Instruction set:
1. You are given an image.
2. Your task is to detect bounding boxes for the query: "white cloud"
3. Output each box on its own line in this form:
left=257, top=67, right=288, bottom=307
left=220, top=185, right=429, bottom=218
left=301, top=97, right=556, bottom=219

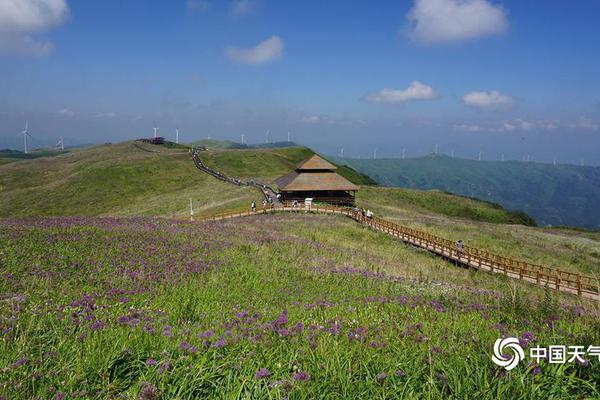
left=365, top=81, right=437, bottom=104
left=227, top=35, right=283, bottom=64
left=0, top=0, right=69, bottom=56
left=57, top=108, right=74, bottom=117
left=407, top=0, right=508, bottom=44
left=186, top=0, right=210, bottom=12
left=453, top=123, right=486, bottom=132
left=231, top=0, right=260, bottom=16
left=94, top=111, right=116, bottom=118
left=569, top=117, right=599, bottom=131
left=454, top=119, right=559, bottom=133
left=463, top=90, right=514, bottom=110
left=302, top=115, right=320, bottom=124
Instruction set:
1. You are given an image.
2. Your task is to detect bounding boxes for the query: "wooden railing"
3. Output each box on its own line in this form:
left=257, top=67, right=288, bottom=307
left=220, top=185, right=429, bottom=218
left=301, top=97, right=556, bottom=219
left=196, top=203, right=600, bottom=300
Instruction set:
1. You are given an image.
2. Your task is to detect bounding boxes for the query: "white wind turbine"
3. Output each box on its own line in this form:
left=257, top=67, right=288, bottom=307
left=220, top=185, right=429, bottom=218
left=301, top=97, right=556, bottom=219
left=175, top=128, right=180, bottom=144
left=21, top=121, right=31, bottom=154
left=56, top=136, right=64, bottom=151
left=153, top=122, right=159, bottom=138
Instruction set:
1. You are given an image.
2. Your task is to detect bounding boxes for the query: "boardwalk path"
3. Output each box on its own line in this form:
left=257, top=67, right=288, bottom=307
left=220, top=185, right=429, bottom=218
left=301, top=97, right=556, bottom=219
left=191, top=151, right=599, bottom=300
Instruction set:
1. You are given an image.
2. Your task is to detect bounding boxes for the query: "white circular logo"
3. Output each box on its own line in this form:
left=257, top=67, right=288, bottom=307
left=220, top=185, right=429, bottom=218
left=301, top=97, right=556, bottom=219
left=492, top=337, right=525, bottom=370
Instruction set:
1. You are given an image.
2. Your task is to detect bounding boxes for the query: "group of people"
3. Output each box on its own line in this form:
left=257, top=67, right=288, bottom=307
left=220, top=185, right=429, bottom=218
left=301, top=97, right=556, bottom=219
left=251, top=198, right=274, bottom=213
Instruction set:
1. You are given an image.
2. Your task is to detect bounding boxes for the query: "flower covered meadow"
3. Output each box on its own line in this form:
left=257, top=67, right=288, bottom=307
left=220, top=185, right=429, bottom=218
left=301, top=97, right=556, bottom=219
left=1, top=214, right=599, bottom=399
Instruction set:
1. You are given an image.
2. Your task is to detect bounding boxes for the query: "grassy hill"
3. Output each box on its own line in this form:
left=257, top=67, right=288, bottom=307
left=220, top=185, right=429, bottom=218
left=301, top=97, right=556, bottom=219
left=0, top=142, right=258, bottom=218
left=2, top=141, right=600, bottom=398
left=0, top=142, right=372, bottom=218
left=333, top=154, right=600, bottom=230
left=2, top=140, right=599, bottom=277
left=2, top=213, right=599, bottom=399
left=189, top=139, right=300, bottom=150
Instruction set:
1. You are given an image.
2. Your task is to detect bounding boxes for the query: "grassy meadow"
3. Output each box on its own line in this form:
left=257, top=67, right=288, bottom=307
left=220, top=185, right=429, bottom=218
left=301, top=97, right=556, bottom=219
left=358, top=187, right=600, bottom=276
left=2, top=214, right=599, bottom=399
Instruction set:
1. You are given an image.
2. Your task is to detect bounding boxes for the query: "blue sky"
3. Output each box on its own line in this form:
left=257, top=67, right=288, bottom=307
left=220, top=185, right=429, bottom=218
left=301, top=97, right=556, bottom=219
left=1, top=0, right=599, bottom=164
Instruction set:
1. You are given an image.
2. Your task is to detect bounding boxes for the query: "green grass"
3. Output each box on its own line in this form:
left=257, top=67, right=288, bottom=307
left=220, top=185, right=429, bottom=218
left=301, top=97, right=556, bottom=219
left=358, top=187, right=600, bottom=275
left=1, top=214, right=599, bottom=399
left=357, top=186, right=534, bottom=225
left=0, top=142, right=257, bottom=218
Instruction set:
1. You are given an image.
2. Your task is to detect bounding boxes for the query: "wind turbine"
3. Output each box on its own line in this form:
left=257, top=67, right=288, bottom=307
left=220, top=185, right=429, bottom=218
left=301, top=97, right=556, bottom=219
left=340, top=147, right=344, bottom=158
left=434, top=144, right=439, bottom=154
left=265, top=130, right=270, bottom=144
left=241, top=134, right=246, bottom=144
left=501, top=153, right=505, bottom=162
left=175, top=128, right=180, bottom=144
left=153, top=122, right=159, bottom=138
left=401, top=147, right=406, bottom=159
left=478, top=151, right=482, bottom=161
left=56, top=136, right=64, bottom=151
left=373, top=148, right=377, bottom=159
left=451, top=149, right=455, bottom=158
left=287, top=131, right=291, bottom=142
left=21, top=121, right=31, bottom=154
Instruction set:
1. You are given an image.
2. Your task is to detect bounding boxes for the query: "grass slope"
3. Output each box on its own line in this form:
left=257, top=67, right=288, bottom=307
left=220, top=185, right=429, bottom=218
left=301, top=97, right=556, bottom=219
left=334, top=154, right=600, bottom=230
left=1, top=214, right=598, bottom=399
left=0, top=142, right=256, bottom=218
left=3, top=141, right=599, bottom=275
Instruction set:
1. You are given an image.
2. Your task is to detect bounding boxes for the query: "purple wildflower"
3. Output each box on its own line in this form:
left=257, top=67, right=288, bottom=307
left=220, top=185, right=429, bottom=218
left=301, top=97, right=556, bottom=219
left=530, top=363, right=542, bottom=376
left=162, top=325, right=172, bottom=338
left=158, top=360, right=172, bottom=374
left=274, top=309, right=288, bottom=327
left=292, top=371, right=310, bottom=382
left=395, top=369, right=405, bottom=377
left=146, top=358, right=157, bottom=366
left=255, top=368, right=271, bottom=379
left=139, top=382, right=159, bottom=400
left=521, top=332, right=535, bottom=343
left=12, top=357, right=28, bottom=368
left=294, top=322, right=304, bottom=333
left=212, top=338, right=226, bottom=348
left=179, top=341, right=191, bottom=351
left=199, top=330, right=214, bottom=338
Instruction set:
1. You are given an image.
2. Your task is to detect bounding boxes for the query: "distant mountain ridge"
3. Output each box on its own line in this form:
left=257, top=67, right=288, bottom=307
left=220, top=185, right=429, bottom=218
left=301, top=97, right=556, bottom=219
left=333, top=154, right=600, bottom=229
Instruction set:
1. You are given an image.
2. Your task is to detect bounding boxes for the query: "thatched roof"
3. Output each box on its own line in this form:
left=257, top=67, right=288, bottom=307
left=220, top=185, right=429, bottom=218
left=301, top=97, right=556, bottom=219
left=275, top=154, right=359, bottom=191
left=296, top=154, right=337, bottom=170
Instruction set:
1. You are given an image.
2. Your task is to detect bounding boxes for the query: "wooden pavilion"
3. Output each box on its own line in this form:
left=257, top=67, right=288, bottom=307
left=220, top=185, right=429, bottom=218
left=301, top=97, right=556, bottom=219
left=275, top=154, right=359, bottom=206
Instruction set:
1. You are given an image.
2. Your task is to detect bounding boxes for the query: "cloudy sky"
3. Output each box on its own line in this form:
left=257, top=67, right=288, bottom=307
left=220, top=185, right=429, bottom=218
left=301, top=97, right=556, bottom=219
left=1, top=0, right=599, bottom=164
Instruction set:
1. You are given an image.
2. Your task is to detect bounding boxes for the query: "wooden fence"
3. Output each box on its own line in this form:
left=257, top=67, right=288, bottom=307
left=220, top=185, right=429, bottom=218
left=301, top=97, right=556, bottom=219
left=196, top=202, right=599, bottom=300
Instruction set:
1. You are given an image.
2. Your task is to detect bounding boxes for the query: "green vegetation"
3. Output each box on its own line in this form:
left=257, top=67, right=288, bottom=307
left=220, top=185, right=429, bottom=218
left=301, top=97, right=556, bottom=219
left=0, top=142, right=256, bottom=218
left=3, top=140, right=599, bottom=277
left=334, top=154, right=600, bottom=230
left=0, top=148, right=69, bottom=162
left=359, top=187, right=600, bottom=275
left=189, top=139, right=299, bottom=150
left=358, top=186, right=535, bottom=226
left=1, top=214, right=599, bottom=399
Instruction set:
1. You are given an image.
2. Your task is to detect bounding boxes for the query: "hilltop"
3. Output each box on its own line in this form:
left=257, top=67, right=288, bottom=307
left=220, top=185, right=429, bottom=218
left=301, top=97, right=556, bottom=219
left=333, top=154, right=600, bottom=230
left=0, top=141, right=373, bottom=218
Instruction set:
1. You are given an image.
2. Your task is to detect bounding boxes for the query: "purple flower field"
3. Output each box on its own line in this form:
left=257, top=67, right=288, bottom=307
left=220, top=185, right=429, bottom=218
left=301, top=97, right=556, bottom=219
left=1, top=214, right=599, bottom=399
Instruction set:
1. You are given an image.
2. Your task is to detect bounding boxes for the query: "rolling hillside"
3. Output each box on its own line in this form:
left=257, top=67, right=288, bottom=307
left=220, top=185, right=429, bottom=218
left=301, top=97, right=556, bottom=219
left=0, top=141, right=372, bottom=218
left=333, top=154, right=600, bottom=230
left=3, top=140, right=600, bottom=398
left=2, top=140, right=599, bottom=276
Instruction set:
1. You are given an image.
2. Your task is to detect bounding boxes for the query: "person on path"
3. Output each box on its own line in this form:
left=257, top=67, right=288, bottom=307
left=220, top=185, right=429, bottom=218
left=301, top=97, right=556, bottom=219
left=251, top=201, right=256, bottom=213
